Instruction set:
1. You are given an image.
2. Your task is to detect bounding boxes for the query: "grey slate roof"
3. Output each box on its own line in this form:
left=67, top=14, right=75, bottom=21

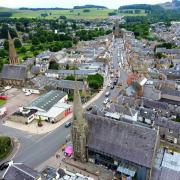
left=46, top=69, right=97, bottom=75
left=1, top=64, right=27, bottom=81
left=85, top=113, right=158, bottom=168
left=159, top=167, right=180, bottom=180
left=142, top=98, right=169, bottom=110
left=27, top=90, right=67, bottom=111
left=109, top=103, right=137, bottom=116
left=139, top=107, right=156, bottom=120
left=154, top=117, right=180, bottom=133
left=161, top=88, right=180, bottom=97
left=31, top=76, right=85, bottom=90
left=156, top=48, right=180, bottom=54
left=3, top=163, right=40, bottom=180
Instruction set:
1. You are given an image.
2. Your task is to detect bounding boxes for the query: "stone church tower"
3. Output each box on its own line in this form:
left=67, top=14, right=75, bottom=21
left=8, top=32, right=19, bottom=65
left=71, top=80, right=88, bottom=163
left=113, top=19, right=123, bottom=38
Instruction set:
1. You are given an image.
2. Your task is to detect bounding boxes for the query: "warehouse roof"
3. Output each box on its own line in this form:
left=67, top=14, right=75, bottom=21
left=27, top=90, right=67, bottom=111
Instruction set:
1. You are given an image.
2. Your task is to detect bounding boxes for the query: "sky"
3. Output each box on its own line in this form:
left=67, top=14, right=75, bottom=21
left=0, top=0, right=169, bottom=9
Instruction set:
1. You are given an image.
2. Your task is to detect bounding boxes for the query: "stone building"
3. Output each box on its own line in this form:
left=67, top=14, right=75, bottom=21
left=0, top=64, right=27, bottom=86
left=71, top=83, right=159, bottom=180
left=71, top=81, right=88, bottom=162
left=85, top=113, right=159, bottom=180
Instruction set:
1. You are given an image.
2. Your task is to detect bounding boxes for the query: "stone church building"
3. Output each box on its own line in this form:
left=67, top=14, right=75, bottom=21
left=0, top=32, right=27, bottom=86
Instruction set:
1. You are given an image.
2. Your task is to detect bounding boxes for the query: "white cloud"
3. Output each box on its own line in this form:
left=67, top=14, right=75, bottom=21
left=0, top=0, right=169, bottom=9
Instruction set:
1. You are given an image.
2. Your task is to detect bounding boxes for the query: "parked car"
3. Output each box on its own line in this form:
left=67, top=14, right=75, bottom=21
left=103, top=98, right=110, bottom=105
left=110, top=85, right=114, bottom=89
left=0, top=161, right=12, bottom=171
left=86, top=106, right=92, bottom=111
left=4, top=86, right=12, bottom=90
left=25, top=92, right=31, bottom=96
left=105, top=91, right=110, bottom=97
left=65, top=122, right=72, bottom=128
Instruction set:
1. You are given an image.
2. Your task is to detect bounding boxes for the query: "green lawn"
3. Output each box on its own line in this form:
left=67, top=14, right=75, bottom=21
left=0, top=99, right=6, bottom=106
left=0, top=136, right=12, bottom=160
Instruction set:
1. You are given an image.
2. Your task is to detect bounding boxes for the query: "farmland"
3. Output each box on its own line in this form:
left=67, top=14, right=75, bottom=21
left=0, top=8, right=147, bottom=20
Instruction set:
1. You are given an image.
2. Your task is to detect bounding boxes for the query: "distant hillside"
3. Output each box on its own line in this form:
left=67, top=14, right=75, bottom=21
left=73, top=5, right=107, bottom=9
left=0, top=7, right=14, bottom=17
left=159, top=1, right=180, bottom=9
left=0, top=7, right=13, bottom=12
left=120, top=4, right=164, bottom=11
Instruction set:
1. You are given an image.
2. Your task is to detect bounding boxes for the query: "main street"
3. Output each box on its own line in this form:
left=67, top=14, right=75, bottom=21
left=0, top=37, right=129, bottom=171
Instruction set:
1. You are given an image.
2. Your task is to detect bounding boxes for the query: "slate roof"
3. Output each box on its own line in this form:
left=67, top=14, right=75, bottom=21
left=27, top=90, right=67, bottom=111
left=46, top=69, right=97, bottom=76
left=159, top=167, right=180, bottom=180
left=85, top=113, right=158, bottom=168
left=139, top=107, right=156, bottom=120
left=161, top=88, right=180, bottom=97
left=154, top=117, right=180, bottom=133
left=156, top=48, right=180, bottom=54
left=142, top=98, right=169, bottom=110
left=1, top=64, right=27, bottom=81
left=109, top=103, right=137, bottom=117
left=31, top=76, right=85, bottom=90
left=3, top=163, right=40, bottom=180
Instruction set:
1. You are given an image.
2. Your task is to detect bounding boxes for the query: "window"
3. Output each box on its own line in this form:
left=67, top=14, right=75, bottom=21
left=168, top=129, right=173, bottom=133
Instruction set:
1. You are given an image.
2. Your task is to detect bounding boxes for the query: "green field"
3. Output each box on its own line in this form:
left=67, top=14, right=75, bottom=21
left=0, top=99, right=6, bottom=106
left=12, top=9, right=115, bottom=19
left=0, top=7, right=147, bottom=19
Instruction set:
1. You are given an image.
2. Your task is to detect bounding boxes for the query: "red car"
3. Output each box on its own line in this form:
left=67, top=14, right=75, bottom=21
left=0, top=96, right=8, bottom=100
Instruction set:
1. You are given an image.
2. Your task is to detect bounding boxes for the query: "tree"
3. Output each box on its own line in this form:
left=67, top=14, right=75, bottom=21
left=19, top=47, right=26, bottom=53
left=65, top=64, right=70, bottom=70
left=83, top=9, right=90, bottom=13
left=87, top=73, right=104, bottom=90
left=0, top=49, right=8, bottom=58
left=155, top=52, right=166, bottom=59
left=49, top=61, right=59, bottom=70
left=3, top=40, right=9, bottom=50
left=88, top=80, right=100, bottom=90
left=65, top=75, right=75, bottom=81
left=14, top=38, right=22, bottom=48
left=32, top=37, right=39, bottom=45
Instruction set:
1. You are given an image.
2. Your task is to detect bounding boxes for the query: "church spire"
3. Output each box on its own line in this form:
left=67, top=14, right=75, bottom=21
left=71, top=75, right=88, bottom=162
left=8, top=31, right=19, bottom=65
